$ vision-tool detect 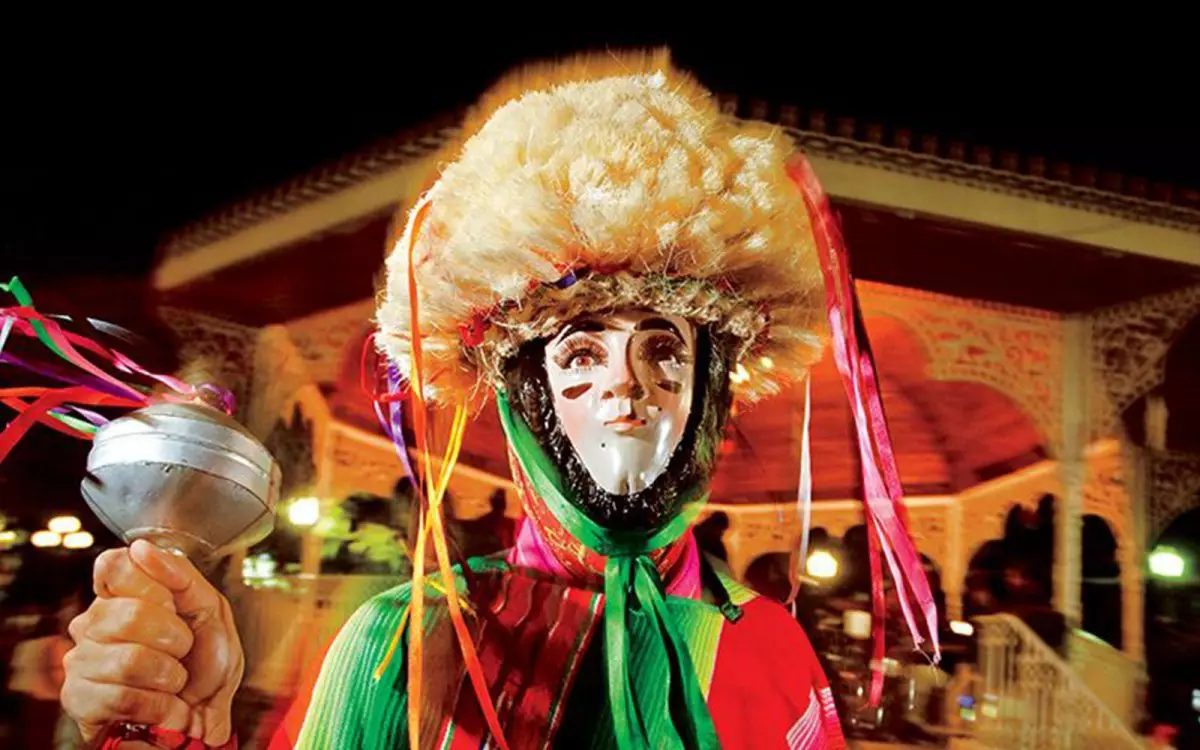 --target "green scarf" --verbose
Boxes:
[496,391,721,750]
